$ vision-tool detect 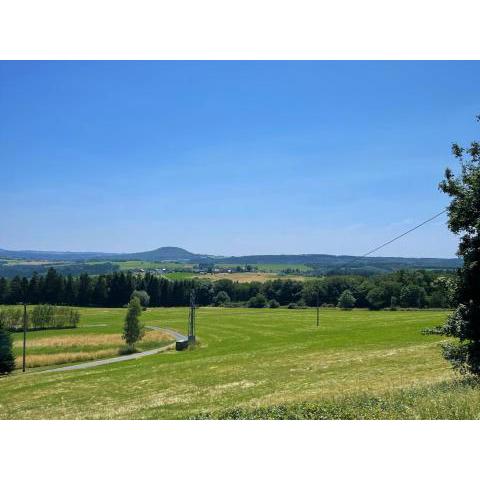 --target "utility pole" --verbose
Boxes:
[316,290,320,327]
[22,302,27,372]
[188,289,196,344]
